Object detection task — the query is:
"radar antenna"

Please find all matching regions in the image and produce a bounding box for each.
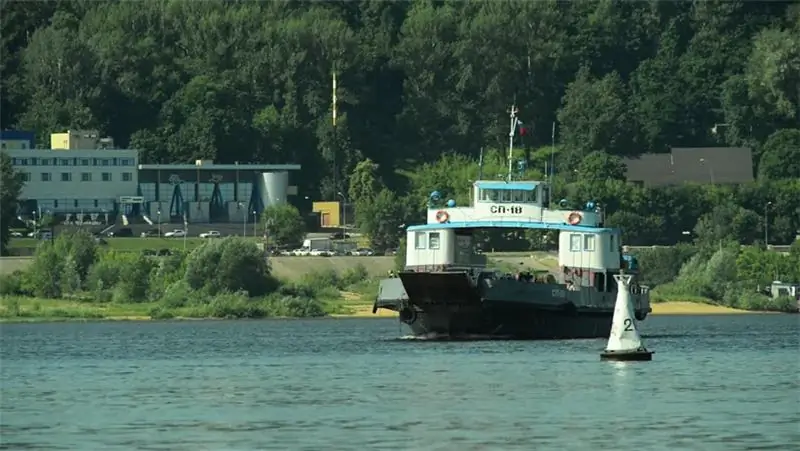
[507,105,520,182]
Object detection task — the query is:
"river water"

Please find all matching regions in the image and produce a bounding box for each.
[1,315,798,450]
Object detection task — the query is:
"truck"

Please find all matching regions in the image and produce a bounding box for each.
[302,237,333,251]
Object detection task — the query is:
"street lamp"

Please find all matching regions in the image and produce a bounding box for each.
[764,201,773,247]
[337,191,347,239]
[252,210,257,237]
[157,210,161,238]
[238,202,246,236]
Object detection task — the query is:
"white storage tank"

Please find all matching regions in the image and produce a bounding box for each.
[258,171,288,208]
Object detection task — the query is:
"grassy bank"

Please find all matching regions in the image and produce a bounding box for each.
[1,296,767,323]
[0,252,551,280]
[0,255,396,281]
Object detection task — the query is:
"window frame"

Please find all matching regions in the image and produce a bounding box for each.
[569,233,581,252]
[414,231,426,250]
[428,232,441,250]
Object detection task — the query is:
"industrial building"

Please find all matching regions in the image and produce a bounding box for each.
[5,129,301,225]
[1,130,35,150]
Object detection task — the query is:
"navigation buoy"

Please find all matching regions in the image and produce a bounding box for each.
[600,274,653,362]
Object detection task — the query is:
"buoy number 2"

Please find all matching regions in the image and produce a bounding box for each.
[623,318,633,331]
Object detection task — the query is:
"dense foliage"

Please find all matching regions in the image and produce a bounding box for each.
[642,243,800,312]
[0,230,375,319]
[0,153,25,255]
[2,1,799,249]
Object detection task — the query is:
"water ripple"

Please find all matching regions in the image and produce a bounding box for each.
[1,315,798,450]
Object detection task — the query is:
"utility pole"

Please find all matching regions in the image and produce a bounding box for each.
[764,201,772,247]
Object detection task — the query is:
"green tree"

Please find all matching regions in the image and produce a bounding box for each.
[184,237,276,296]
[27,242,63,298]
[0,152,25,256]
[758,129,800,180]
[260,204,305,247]
[356,188,404,252]
[746,26,800,120]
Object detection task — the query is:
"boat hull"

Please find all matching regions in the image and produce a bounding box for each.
[375,271,650,340]
[401,304,615,339]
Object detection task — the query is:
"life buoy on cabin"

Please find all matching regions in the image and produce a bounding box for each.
[567,211,582,225]
[435,210,450,223]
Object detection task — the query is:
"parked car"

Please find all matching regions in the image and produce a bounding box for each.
[10,231,23,237]
[107,227,133,238]
[164,229,186,238]
[349,248,374,256]
[309,249,334,257]
[199,230,221,238]
[140,229,159,238]
[329,231,351,240]
[292,248,311,256]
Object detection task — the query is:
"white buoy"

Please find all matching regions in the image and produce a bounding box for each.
[600,274,653,361]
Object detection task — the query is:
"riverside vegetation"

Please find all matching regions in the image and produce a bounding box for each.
[633,242,800,313]
[2,230,797,322]
[0,230,381,321]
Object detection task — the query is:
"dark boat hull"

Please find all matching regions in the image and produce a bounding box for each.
[402,304,614,339]
[377,271,650,340]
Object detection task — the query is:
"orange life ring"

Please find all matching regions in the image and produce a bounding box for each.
[435,210,450,223]
[567,211,582,225]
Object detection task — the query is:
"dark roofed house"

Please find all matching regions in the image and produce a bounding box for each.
[623,147,754,187]
[622,153,675,187]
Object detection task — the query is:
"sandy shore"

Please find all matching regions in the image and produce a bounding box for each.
[650,301,754,315]
[336,301,759,318]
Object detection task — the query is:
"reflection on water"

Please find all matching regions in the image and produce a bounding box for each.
[1,315,798,450]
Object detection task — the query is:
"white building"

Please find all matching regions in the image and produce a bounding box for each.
[6,148,139,214]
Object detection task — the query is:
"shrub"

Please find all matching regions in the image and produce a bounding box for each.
[184,237,278,296]
[0,271,30,296]
[27,242,63,298]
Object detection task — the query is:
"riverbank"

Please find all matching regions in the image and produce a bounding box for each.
[650,301,754,315]
[1,296,774,323]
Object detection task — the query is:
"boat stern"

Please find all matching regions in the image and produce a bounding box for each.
[374,277,408,313]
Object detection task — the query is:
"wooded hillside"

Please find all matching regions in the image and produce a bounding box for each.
[2,0,799,247]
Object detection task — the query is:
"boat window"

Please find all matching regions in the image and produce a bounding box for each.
[429,232,441,249]
[498,190,511,202]
[584,234,595,251]
[415,232,426,249]
[512,190,525,203]
[596,272,606,292]
[479,189,490,202]
[527,187,538,203]
[569,234,581,251]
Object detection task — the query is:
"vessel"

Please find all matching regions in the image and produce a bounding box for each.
[372,105,652,339]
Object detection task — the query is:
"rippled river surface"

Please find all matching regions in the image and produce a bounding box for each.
[2,315,798,450]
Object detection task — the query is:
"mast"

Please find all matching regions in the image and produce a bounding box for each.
[507,105,519,182]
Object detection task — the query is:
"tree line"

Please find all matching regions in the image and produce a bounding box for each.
[2,0,799,249]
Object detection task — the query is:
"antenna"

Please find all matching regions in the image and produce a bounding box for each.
[549,121,555,207]
[507,104,519,182]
